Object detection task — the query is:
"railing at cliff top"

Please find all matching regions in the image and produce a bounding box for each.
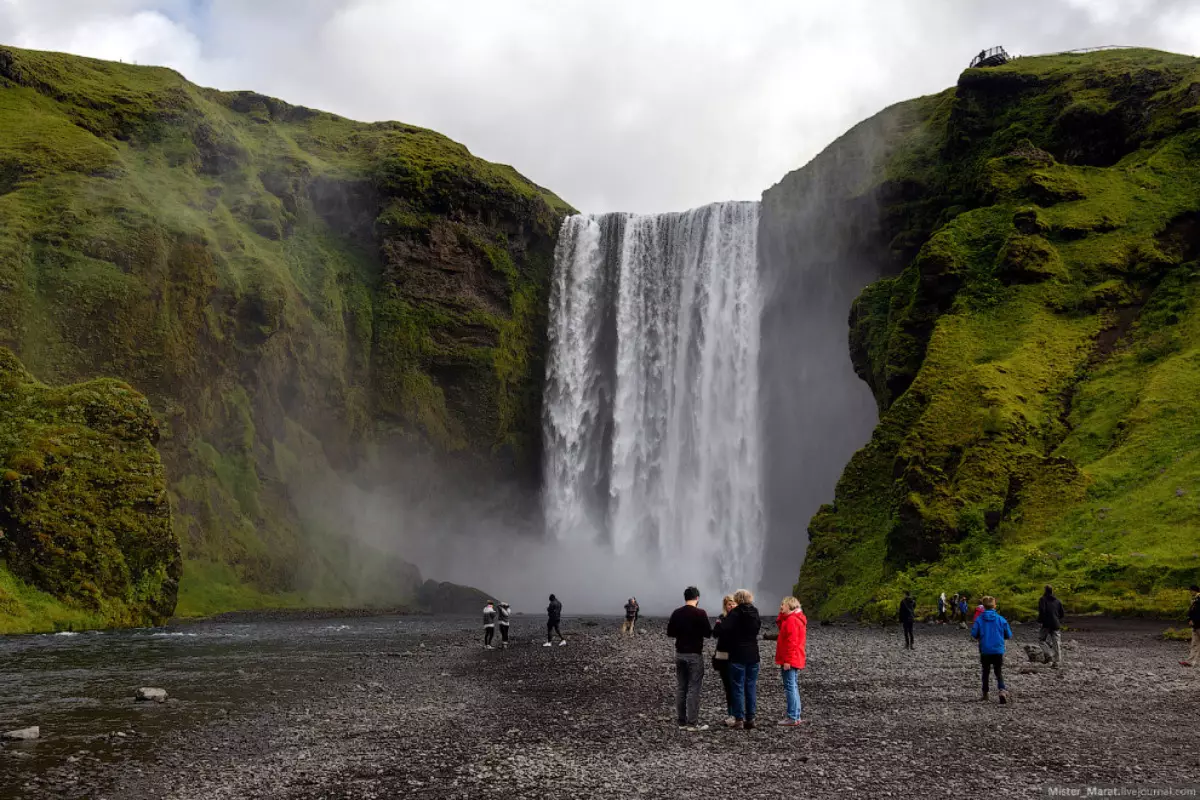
[970,45,1141,69]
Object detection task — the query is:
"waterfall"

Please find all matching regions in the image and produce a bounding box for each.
[543,201,764,593]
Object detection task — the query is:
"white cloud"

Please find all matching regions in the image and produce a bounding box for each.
[1,0,1197,212]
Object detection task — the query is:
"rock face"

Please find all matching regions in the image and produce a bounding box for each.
[416,580,492,615]
[0,46,571,627]
[790,48,1200,619]
[0,348,180,631]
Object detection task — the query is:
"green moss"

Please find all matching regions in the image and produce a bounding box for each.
[0,45,572,630]
[797,48,1200,620]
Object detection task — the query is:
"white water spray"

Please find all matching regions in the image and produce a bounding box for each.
[543,201,764,595]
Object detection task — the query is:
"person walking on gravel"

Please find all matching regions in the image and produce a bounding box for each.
[667,586,712,731]
[1181,584,1200,667]
[623,597,639,634]
[1037,585,1065,668]
[898,591,916,649]
[971,596,1013,704]
[958,595,969,624]
[938,592,948,624]
[497,601,512,648]
[482,601,497,649]
[712,594,737,725]
[775,596,807,727]
[544,594,566,647]
[723,589,762,730]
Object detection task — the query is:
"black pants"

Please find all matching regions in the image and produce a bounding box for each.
[484,626,494,646]
[713,658,733,715]
[547,621,562,642]
[981,653,1006,694]
[902,620,914,648]
[675,653,704,725]
[499,624,509,644]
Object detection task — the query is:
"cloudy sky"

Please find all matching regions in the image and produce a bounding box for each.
[1,0,1198,212]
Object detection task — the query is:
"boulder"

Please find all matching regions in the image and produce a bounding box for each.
[135,687,168,703]
[2,726,40,740]
[1023,644,1050,664]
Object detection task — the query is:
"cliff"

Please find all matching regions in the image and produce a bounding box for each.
[0,45,569,629]
[785,48,1200,619]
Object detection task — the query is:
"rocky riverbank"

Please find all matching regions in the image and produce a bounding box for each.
[2,615,1197,798]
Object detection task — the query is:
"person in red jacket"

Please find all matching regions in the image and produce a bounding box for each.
[774,596,807,727]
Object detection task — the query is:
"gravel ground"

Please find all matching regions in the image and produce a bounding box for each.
[4,616,1199,799]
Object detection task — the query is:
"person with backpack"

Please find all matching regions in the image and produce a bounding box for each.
[666,586,712,731]
[970,596,1014,704]
[722,589,762,730]
[1037,585,1065,668]
[482,600,498,649]
[775,596,807,727]
[544,594,566,647]
[1181,584,1200,667]
[958,595,969,624]
[623,597,639,634]
[898,591,916,649]
[497,601,512,648]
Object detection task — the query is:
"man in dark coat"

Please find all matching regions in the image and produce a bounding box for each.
[544,594,566,647]
[1037,584,1066,668]
[898,592,917,649]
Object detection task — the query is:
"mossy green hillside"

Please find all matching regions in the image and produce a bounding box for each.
[0,45,571,627]
[796,49,1200,620]
[0,348,179,632]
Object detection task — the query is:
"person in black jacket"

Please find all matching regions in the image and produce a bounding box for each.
[711,594,737,725]
[722,588,762,730]
[544,594,566,647]
[1037,584,1065,668]
[1182,584,1200,667]
[667,586,712,731]
[898,592,917,650]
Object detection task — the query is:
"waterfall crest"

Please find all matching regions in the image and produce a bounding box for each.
[543,201,764,593]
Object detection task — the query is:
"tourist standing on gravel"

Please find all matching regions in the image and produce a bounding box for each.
[1037,585,1065,668]
[723,589,762,730]
[712,594,737,724]
[971,596,1013,704]
[1182,584,1200,667]
[958,595,969,623]
[667,586,712,731]
[938,592,948,623]
[623,597,639,634]
[775,596,807,726]
[898,591,916,649]
[545,594,566,647]
[482,601,497,649]
[497,601,512,648]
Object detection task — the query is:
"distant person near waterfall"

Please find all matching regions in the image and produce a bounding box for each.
[898,591,916,649]
[497,602,512,648]
[623,598,640,634]
[1182,585,1200,667]
[667,586,712,731]
[544,594,566,647]
[482,601,497,649]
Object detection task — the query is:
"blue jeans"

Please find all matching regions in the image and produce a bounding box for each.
[728,662,759,721]
[781,667,801,721]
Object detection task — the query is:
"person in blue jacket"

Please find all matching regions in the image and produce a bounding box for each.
[970,595,1013,704]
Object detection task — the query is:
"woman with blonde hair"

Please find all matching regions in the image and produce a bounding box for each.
[711,594,737,724]
[775,595,807,726]
[722,589,762,729]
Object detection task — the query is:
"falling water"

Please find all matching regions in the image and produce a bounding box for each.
[543,201,764,593]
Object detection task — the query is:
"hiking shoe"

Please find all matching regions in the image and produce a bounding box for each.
[558,640,568,647]
[778,718,804,727]
[744,719,756,730]
[542,642,552,647]
[730,720,744,730]
[999,691,1009,705]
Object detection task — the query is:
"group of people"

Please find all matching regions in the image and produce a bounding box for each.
[480,600,512,649]
[667,587,807,732]
[936,592,980,624]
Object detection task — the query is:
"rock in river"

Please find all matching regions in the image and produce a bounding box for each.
[136,688,168,703]
[2,727,40,740]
